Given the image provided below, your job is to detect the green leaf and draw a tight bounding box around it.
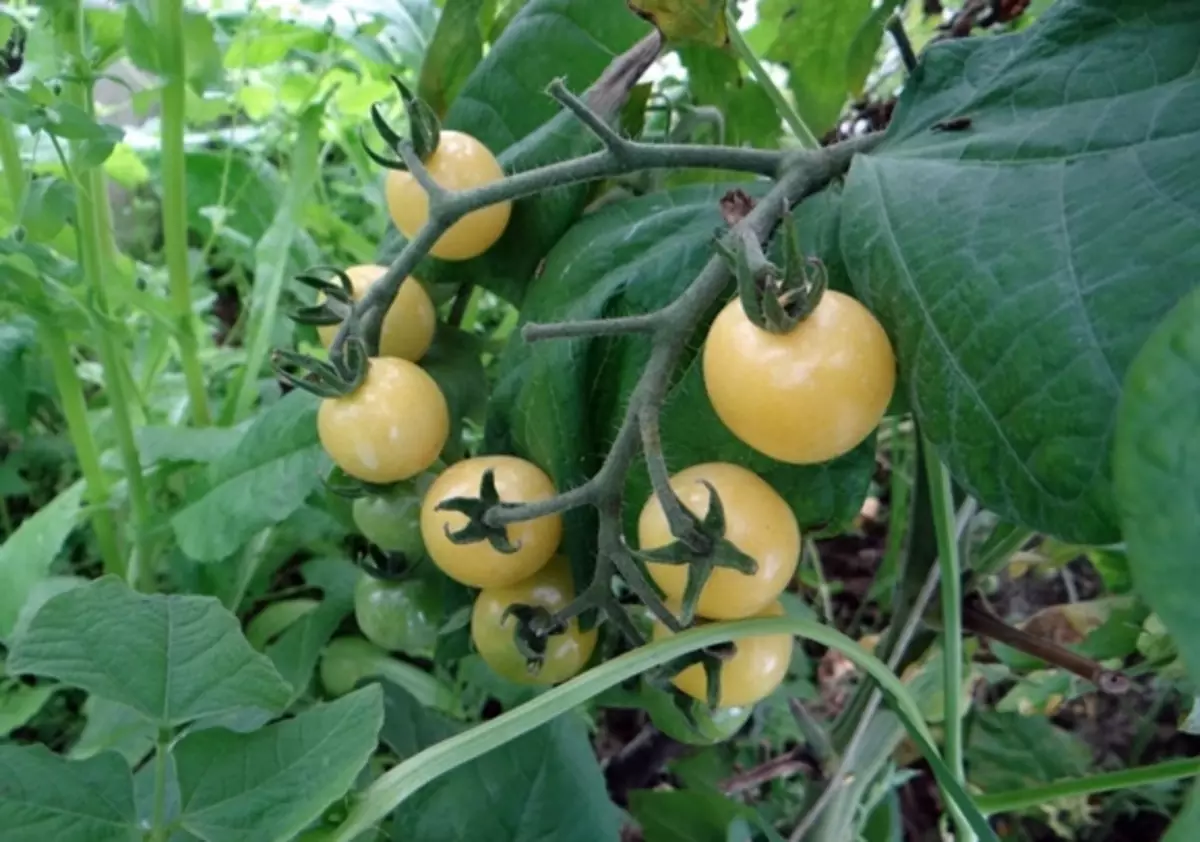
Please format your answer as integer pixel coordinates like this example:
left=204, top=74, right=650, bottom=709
left=172, top=391, right=327, bottom=562
left=69, top=696, right=157, bottom=765
left=486, top=183, right=875, bottom=588
left=845, top=0, right=904, bottom=99
left=628, top=790, right=758, bottom=842
left=626, top=0, right=729, bottom=46
left=1114, top=285, right=1200, bottom=682
left=417, top=0, right=485, bottom=118
left=379, top=0, right=653, bottom=304
left=6, top=576, right=292, bottom=727
left=174, top=686, right=383, bottom=842
left=677, top=44, right=781, bottom=150
left=0, top=745, right=139, bottom=842
left=266, top=591, right=355, bottom=706
left=0, top=316, right=36, bottom=433
left=183, top=12, right=224, bottom=92
left=966, top=712, right=1091, bottom=794
left=379, top=682, right=460, bottom=760
left=135, top=424, right=244, bottom=466
left=1166, top=779, right=1200, bottom=842
left=840, top=0, right=1200, bottom=544
left=757, top=0, right=873, bottom=135
left=0, top=479, right=84, bottom=642
left=390, top=715, right=621, bottom=842
left=0, top=681, right=56, bottom=738
left=421, top=325, right=489, bottom=462
left=20, top=177, right=74, bottom=243
left=123, top=1, right=160, bottom=74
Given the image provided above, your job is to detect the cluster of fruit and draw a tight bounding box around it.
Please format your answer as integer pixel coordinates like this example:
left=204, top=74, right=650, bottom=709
left=312, top=127, right=898, bottom=730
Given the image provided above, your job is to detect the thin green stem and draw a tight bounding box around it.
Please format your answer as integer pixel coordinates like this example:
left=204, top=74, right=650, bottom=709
left=158, top=0, right=211, bottom=426
left=149, top=728, right=172, bottom=842
left=0, top=117, right=25, bottom=214
left=42, top=327, right=125, bottom=577
left=975, top=756, right=1200, bottom=815
left=57, top=0, right=153, bottom=590
left=724, top=6, right=820, bottom=149
left=924, top=442, right=971, bottom=842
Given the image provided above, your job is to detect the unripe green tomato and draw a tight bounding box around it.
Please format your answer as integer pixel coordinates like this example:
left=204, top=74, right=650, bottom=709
left=353, top=574, right=443, bottom=658
left=642, top=684, right=752, bottom=745
left=352, top=490, right=425, bottom=556
left=319, top=636, right=385, bottom=698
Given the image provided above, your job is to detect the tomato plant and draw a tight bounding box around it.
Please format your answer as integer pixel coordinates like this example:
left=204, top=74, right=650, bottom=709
left=353, top=573, right=443, bottom=658
left=420, top=455, right=563, bottom=588
left=317, top=265, right=436, bottom=363
left=352, top=486, right=426, bottom=556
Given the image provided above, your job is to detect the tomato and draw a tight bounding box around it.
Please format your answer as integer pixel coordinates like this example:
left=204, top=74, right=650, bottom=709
left=420, top=455, right=562, bottom=588
left=353, top=573, right=443, bottom=658
left=317, top=264, right=436, bottom=363
left=317, top=356, right=449, bottom=484
left=637, top=462, right=800, bottom=620
left=385, top=130, right=511, bottom=262
left=642, top=684, right=752, bottom=745
left=353, top=487, right=425, bottom=556
left=470, top=555, right=596, bottom=686
left=652, top=600, right=793, bottom=708
left=702, top=290, right=896, bottom=464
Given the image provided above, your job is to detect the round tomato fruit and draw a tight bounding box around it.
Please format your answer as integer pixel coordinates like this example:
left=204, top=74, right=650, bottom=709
left=317, top=356, right=449, bottom=484
left=385, top=131, right=511, bottom=261
left=352, top=487, right=425, bottom=556
left=353, top=573, right=443, bottom=658
left=317, top=264, right=436, bottom=363
left=420, top=455, right=562, bottom=588
left=637, top=462, right=800, bottom=620
left=702, top=290, right=896, bottom=464
left=470, top=555, right=596, bottom=686
left=653, top=600, right=793, bottom=708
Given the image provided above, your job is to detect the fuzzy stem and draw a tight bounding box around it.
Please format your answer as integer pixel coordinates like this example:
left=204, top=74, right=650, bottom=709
left=149, top=728, right=172, bottom=842
left=887, top=13, right=920, bottom=73
left=157, top=0, right=211, bottom=425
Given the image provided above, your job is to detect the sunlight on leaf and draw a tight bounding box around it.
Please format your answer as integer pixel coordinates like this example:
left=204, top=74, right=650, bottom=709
left=627, top=0, right=729, bottom=46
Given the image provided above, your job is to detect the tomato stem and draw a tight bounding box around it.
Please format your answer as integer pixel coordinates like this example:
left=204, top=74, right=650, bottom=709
left=887, top=12, right=921, bottom=74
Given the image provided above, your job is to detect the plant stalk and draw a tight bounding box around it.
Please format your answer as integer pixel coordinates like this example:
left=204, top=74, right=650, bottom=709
left=0, top=116, right=25, bottom=213
left=149, top=728, right=172, bottom=842
left=157, top=0, right=211, bottom=426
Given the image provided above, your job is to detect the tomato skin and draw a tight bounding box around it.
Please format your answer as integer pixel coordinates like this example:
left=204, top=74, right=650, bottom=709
left=317, top=357, right=449, bottom=484
left=353, top=489, right=425, bottom=556
left=353, top=574, right=443, bottom=658
left=317, top=264, right=436, bottom=363
left=637, top=462, right=801, bottom=620
left=420, top=455, right=562, bottom=588
left=702, top=290, right=896, bottom=464
left=470, top=555, right=596, bottom=686
left=385, top=130, right=511, bottom=261
left=652, top=600, right=793, bottom=708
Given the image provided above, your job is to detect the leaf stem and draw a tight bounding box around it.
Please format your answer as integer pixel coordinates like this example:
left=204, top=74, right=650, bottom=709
left=149, top=727, right=172, bottom=842
left=724, top=5, right=820, bottom=149
left=157, top=0, right=211, bottom=426
left=975, top=756, right=1200, bottom=816
left=923, top=443, right=972, bottom=842
left=886, top=13, right=920, bottom=73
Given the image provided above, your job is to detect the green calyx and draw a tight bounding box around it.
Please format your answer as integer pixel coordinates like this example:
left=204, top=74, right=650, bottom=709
left=503, top=603, right=569, bottom=674
left=715, top=209, right=828, bottom=334
left=654, top=643, right=737, bottom=710
left=354, top=542, right=420, bottom=583
left=271, top=334, right=369, bottom=399
left=633, top=480, right=758, bottom=626
left=362, top=75, right=442, bottom=170
left=433, top=468, right=521, bottom=555
left=285, top=265, right=355, bottom=328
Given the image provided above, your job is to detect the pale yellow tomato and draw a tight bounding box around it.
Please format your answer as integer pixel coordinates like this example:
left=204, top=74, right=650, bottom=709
left=317, top=264, right=436, bottom=362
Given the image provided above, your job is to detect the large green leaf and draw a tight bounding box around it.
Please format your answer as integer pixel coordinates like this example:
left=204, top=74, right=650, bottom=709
left=839, top=0, right=1200, bottom=543
left=0, top=479, right=84, bottom=642
left=378, top=0, right=653, bottom=304
left=755, top=0, right=873, bottom=136
left=174, top=687, right=383, bottom=842
left=486, top=182, right=875, bottom=586
left=171, top=390, right=328, bottom=563
left=6, top=577, right=292, bottom=727
left=417, top=0, right=485, bottom=117
left=390, top=715, right=620, bottom=842
left=0, top=745, right=139, bottom=842
left=1114, top=285, right=1200, bottom=682
left=628, top=790, right=759, bottom=842
left=677, top=44, right=781, bottom=151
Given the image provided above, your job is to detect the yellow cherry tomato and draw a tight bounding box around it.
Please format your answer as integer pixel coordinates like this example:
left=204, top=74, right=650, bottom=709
left=470, top=555, right=597, bottom=686
left=702, top=290, right=896, bottom=464
left=420, top=455, right=563, bottom=588
left=317, top=264, right=436, bottom=363
left=317, top=357, right=449, bottom=484
left=652, top=600, right=793, bottom=708
left=637, top=462, right=801, bottom=621
left=385, top=130, right=511, bottom=261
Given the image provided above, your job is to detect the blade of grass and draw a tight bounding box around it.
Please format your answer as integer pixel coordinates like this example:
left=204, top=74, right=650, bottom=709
left=328, top=616, right=997, bottom=842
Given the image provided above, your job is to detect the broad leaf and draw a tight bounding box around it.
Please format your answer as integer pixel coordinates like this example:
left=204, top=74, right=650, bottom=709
left=417, top=0, right=485, bottom=118
left=171, top=390, right=327, bottom=562
left=486, top=183, right=875, bottom=586
left=845, top=0, right=904, bottom=99
left=379, top=681, right=460, bottom=760
left=421, top=324, right=489, bottom=463
left=1114, top=285, right=1200, bottom=681
left=379, top=0, right=653, bottom=304
left=266, top=590, right=355, bottom=706
left=175, top=687, right=383, bottom=842
left=627, top=0, right=729, bottom=47
left=0, top=681, right=55, bottom=738
left=0, top=479, right=83, bottom=642
left=628, top=790, right=758, bottom=842
left=966, top=712, right=1091, bottom=795
left=391, top=715, right=621, bottom=842
left=6, top=577, right=292, bottom=727
left=757, top=0, right=873, bottom=136
left=69, top=696, right=157, bottom=765
left=840, top=0, right=1200, bottom=543
left=135, top=424, right=244, bottom=466
left=0, top=745, right=139, bottom=842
